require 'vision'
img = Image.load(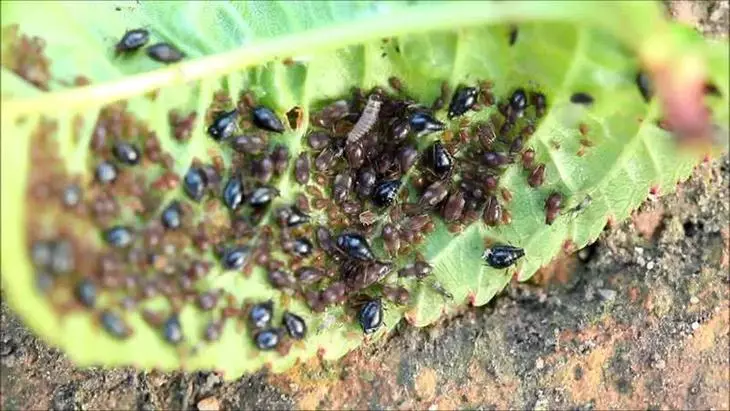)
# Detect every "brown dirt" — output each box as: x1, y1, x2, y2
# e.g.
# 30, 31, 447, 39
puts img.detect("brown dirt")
2, 3, 729, 410
2, 154, 727, 410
